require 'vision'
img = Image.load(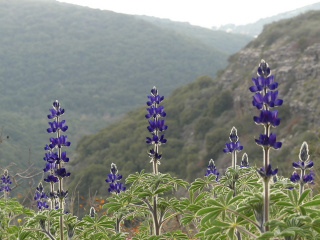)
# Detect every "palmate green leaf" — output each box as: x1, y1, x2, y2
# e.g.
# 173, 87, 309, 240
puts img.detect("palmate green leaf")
18, 231, 33, 240
225, 190, 234, 204
180, 213, 195, 225
299, 189, 311, 205
277, 230, 295, 237
138, 190, 153, 198
154, 185, 172, 195
276, 201, 294, 207
161, 230, 188, 239
211, 220, 230, 227
194, 192, 208, 204
197, 207, 222, 216
125, 170, 147, 184
302, 199, 320, 207
206, 199, 224, 208
205, 226, 221, 236
300, 206, 307, 215
256, 232, 275, 239
200, 211, 220, 225
187, 204, 202, 212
